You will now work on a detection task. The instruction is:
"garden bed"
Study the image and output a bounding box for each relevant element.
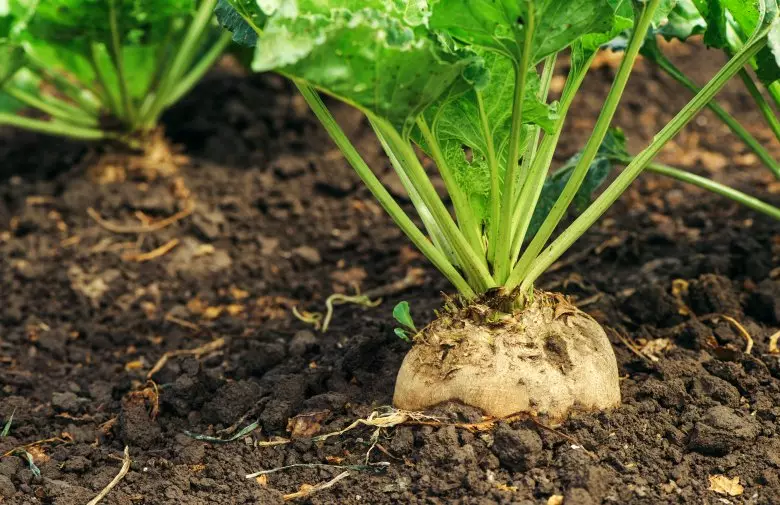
[1,44,779,505]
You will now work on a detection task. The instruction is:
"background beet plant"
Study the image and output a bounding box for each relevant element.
[216,0,779,420]
[0,0,232,148]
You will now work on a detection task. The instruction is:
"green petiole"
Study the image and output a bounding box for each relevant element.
[295,82,476,298]
[493,0,536,284]
[514,33,770,293]
[509,0,661,289]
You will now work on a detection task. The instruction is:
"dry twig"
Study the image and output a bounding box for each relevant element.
[147,338,225,379]
[122,238,180,262]
[608,328,657,362]
[86,446,131,505]
[720,315,754,355]
[87,200,194,234]
[282,471,351,501]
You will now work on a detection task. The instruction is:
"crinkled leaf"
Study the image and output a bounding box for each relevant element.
[528,128,628,239]
[430,0,620,64]
[657,0,706,40]
[215,0,263,47]
[631,0,678,28]
[0,4,25,86]
[581,0,634,50]
[694,0,779,84]
[758,14,780,83]
[20,0,194,43]
[413,51,557,226]
[242,2,477,132]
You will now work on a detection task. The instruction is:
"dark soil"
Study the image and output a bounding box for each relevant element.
[1,43,780,505]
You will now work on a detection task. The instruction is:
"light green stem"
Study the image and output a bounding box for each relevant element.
[108,0,135,125]
[0,113,108,140]
[655,54,780,179]
[509,53,556,259]
[478,90,501,264]
[493,1,536,283]
[509,0,660,288]
[512,34,769,293]
[509,50,596,265]
[4,87,98,128]
[738,68,780,142]
[767,81,780,110]
[141,0,219,129]
[639,160,780,220]
[88,42,121,118]
[165,32,233,107]
[25,60,101,115]
[295,83,476,298]
[372,120,460,266]
[416,117,484,258]
[376,119,496,291]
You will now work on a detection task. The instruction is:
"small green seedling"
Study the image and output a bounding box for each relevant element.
[393,301,417,342]
[1,409,13,437]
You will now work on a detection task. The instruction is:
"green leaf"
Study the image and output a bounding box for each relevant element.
[394,327,412,342]
[393,301,417,331]
[215,0,262,47]
[757,13,780,83]
[430,0,622,64]
[20,0,194,44]
[694,0,779,84]
[528,128,628,239]
[242,1,477,132]
[414,51,557,227]
[184,421,260,443]
[1,409,13,437]
[581,0,634,50]
[0,3,26,86]
[657,0,706,40]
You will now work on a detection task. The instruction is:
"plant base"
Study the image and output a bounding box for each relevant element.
[393,293,620,421]
[85,128,188,184]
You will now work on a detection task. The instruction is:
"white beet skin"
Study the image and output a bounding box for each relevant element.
[393,293,621,421]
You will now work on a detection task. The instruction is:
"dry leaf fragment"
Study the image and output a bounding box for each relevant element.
[769,330,780,354]
[124,360,144,371]
[640,338,673,356]
[287,411,330,438]
[226,304,245,316]
[230,286,250,300]
[255,475,268,487]
[202,306,224,320]
[547,495,564,505]
[708,474,744,496]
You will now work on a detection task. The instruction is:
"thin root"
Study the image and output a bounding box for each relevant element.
[164,314,201,332]
[86,446,131,505]
[282,471,351,501]
[122,238,180,262]
[1,436,71,458]
[769,330,780,354]
[322,294,382,333]
[292,306,323,331]
[147,338,225,379]
[608,328,657,363]
[87,200,194,234]
[720,315,754,355]
[529,418,597,459]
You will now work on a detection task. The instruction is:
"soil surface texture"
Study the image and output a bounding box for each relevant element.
[1,43,779,505]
